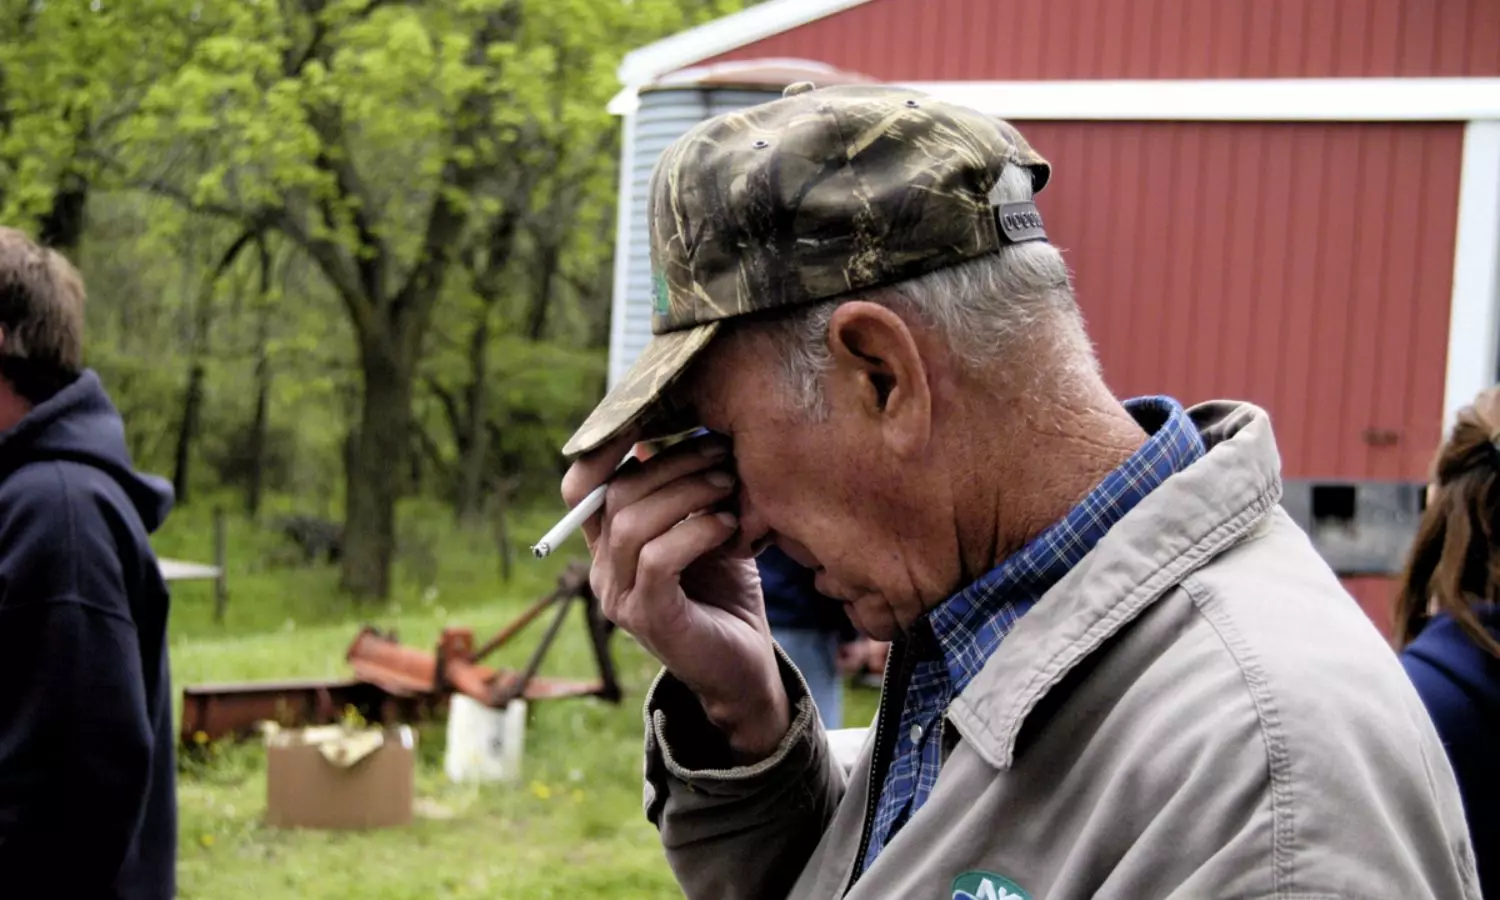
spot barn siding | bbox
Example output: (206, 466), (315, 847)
(707, 0), (1500, 80)
(1343, 575), (1396, 639)
(618, 0), (1495, 643)
(691, 2), (1481, 481)
(1011, 120), (1462, 480)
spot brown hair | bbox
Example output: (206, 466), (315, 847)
(0, 226), (86, 403)
(1392, 384), (1500, 658)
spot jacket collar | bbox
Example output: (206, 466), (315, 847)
(944, 400), (1284, 769)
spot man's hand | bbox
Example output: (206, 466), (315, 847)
(562, 430), (791, 761)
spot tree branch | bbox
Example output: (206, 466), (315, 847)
(309, 116), (388, 303)
(191, 227), (260, 355)
(298, 0), (389, 303)
(423, 375), (465, 451)
(256, 231), (273, 295)
(128, 172), (265, 225)
(391, 1), (523, 356)
(273, 207), (378, 337)
(280, 0), (413, 328)
(283, 18), (328, 78)
(468, 202), (523, 304)
(284, 0), (413, 80)
(412, 419), (454, 481)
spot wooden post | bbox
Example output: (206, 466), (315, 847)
(213, 507), (228, 624)
(488, 476), (516, 584)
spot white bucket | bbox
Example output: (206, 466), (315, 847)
(444, 694), (527, 784)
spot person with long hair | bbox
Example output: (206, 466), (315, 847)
(1396, 385), (1500, 896)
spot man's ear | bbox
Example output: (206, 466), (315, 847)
(825, 301), (931, 458)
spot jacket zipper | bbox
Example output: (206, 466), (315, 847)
(842, 636), (911, 897)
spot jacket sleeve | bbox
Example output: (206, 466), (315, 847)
(643, 643), (847, 900)
(0, 472), (156, 894)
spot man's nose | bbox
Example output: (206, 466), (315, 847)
(725, 489), (771, 558)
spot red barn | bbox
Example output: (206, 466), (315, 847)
(606, 0), (1500, 637)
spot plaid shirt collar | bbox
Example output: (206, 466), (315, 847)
(858, 395), (1206, 876)
(928, 395), (1207, 694)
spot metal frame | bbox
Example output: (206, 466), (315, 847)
(178, 563), (621, 746)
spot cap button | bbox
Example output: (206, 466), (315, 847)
(783, 81), (816, 97)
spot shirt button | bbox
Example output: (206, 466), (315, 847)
(909, 724), (924, 744)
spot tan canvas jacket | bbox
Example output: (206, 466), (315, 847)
(640, 401), (1481, 900)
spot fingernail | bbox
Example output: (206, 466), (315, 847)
(716, 512), (738, 528)
(707, 470), (735, 489)
(701, 441), (729, 458)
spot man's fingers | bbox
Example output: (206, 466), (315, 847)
(561, 430), (728, 549)
(605, 470), (737, 584)
(561, 425), (727, 509)
(561, 428), (640, 509)
(633, 511), (740, 598)
(603, 436), (729, 516)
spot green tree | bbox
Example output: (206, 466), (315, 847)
(2, 0), (745, 599)
(0, 0), (202, 250)
(59, 0), (741, 599)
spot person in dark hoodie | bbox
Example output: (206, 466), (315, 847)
(0, 227), (177, 900)
(1395, 383), (1500, 899)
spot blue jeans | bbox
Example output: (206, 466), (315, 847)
(771, 627), (842, 729)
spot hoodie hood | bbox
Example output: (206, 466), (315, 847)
(0, 369), (174, 532)
(1405, 605), (1500, 713)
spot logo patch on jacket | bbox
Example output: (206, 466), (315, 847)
(951, 871), (1029, 900)
(652, 271), (670, 316)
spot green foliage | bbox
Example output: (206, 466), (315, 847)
(3, 0), (748, 588)
(0, 0), (190, 228)
(154, 493), (577, 637)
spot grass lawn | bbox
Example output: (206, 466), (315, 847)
(158, 496), (878, 899)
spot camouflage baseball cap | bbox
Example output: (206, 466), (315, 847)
(562, 82), (1051, 458)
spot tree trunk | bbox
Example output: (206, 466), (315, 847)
(171, 361), (205, 504)
(455, 313), (490, 524)
(246, 237), (274, 520)
(172, 229), (256, 504)
(488, 477), (515, 584)
(525, 241), (560, 342)
(37, 176), (89, 253)
(246, 315), (272, 519)
(340, 338), (414, 600)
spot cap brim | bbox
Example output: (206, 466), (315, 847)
(561, 321), (720, 458)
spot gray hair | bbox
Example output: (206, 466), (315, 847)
(751, 164), (1098, 418)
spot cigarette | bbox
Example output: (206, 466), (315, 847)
(531, 427), (711, 559)
(532, 482), (608, 559)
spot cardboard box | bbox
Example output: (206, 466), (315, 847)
(264, 724), (415, 830)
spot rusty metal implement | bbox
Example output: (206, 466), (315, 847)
(179, 562), (620, 745)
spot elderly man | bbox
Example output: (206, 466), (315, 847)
(561, 84), (1479, 900)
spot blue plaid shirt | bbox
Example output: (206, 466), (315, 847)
(860, 396), (1206, 872)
